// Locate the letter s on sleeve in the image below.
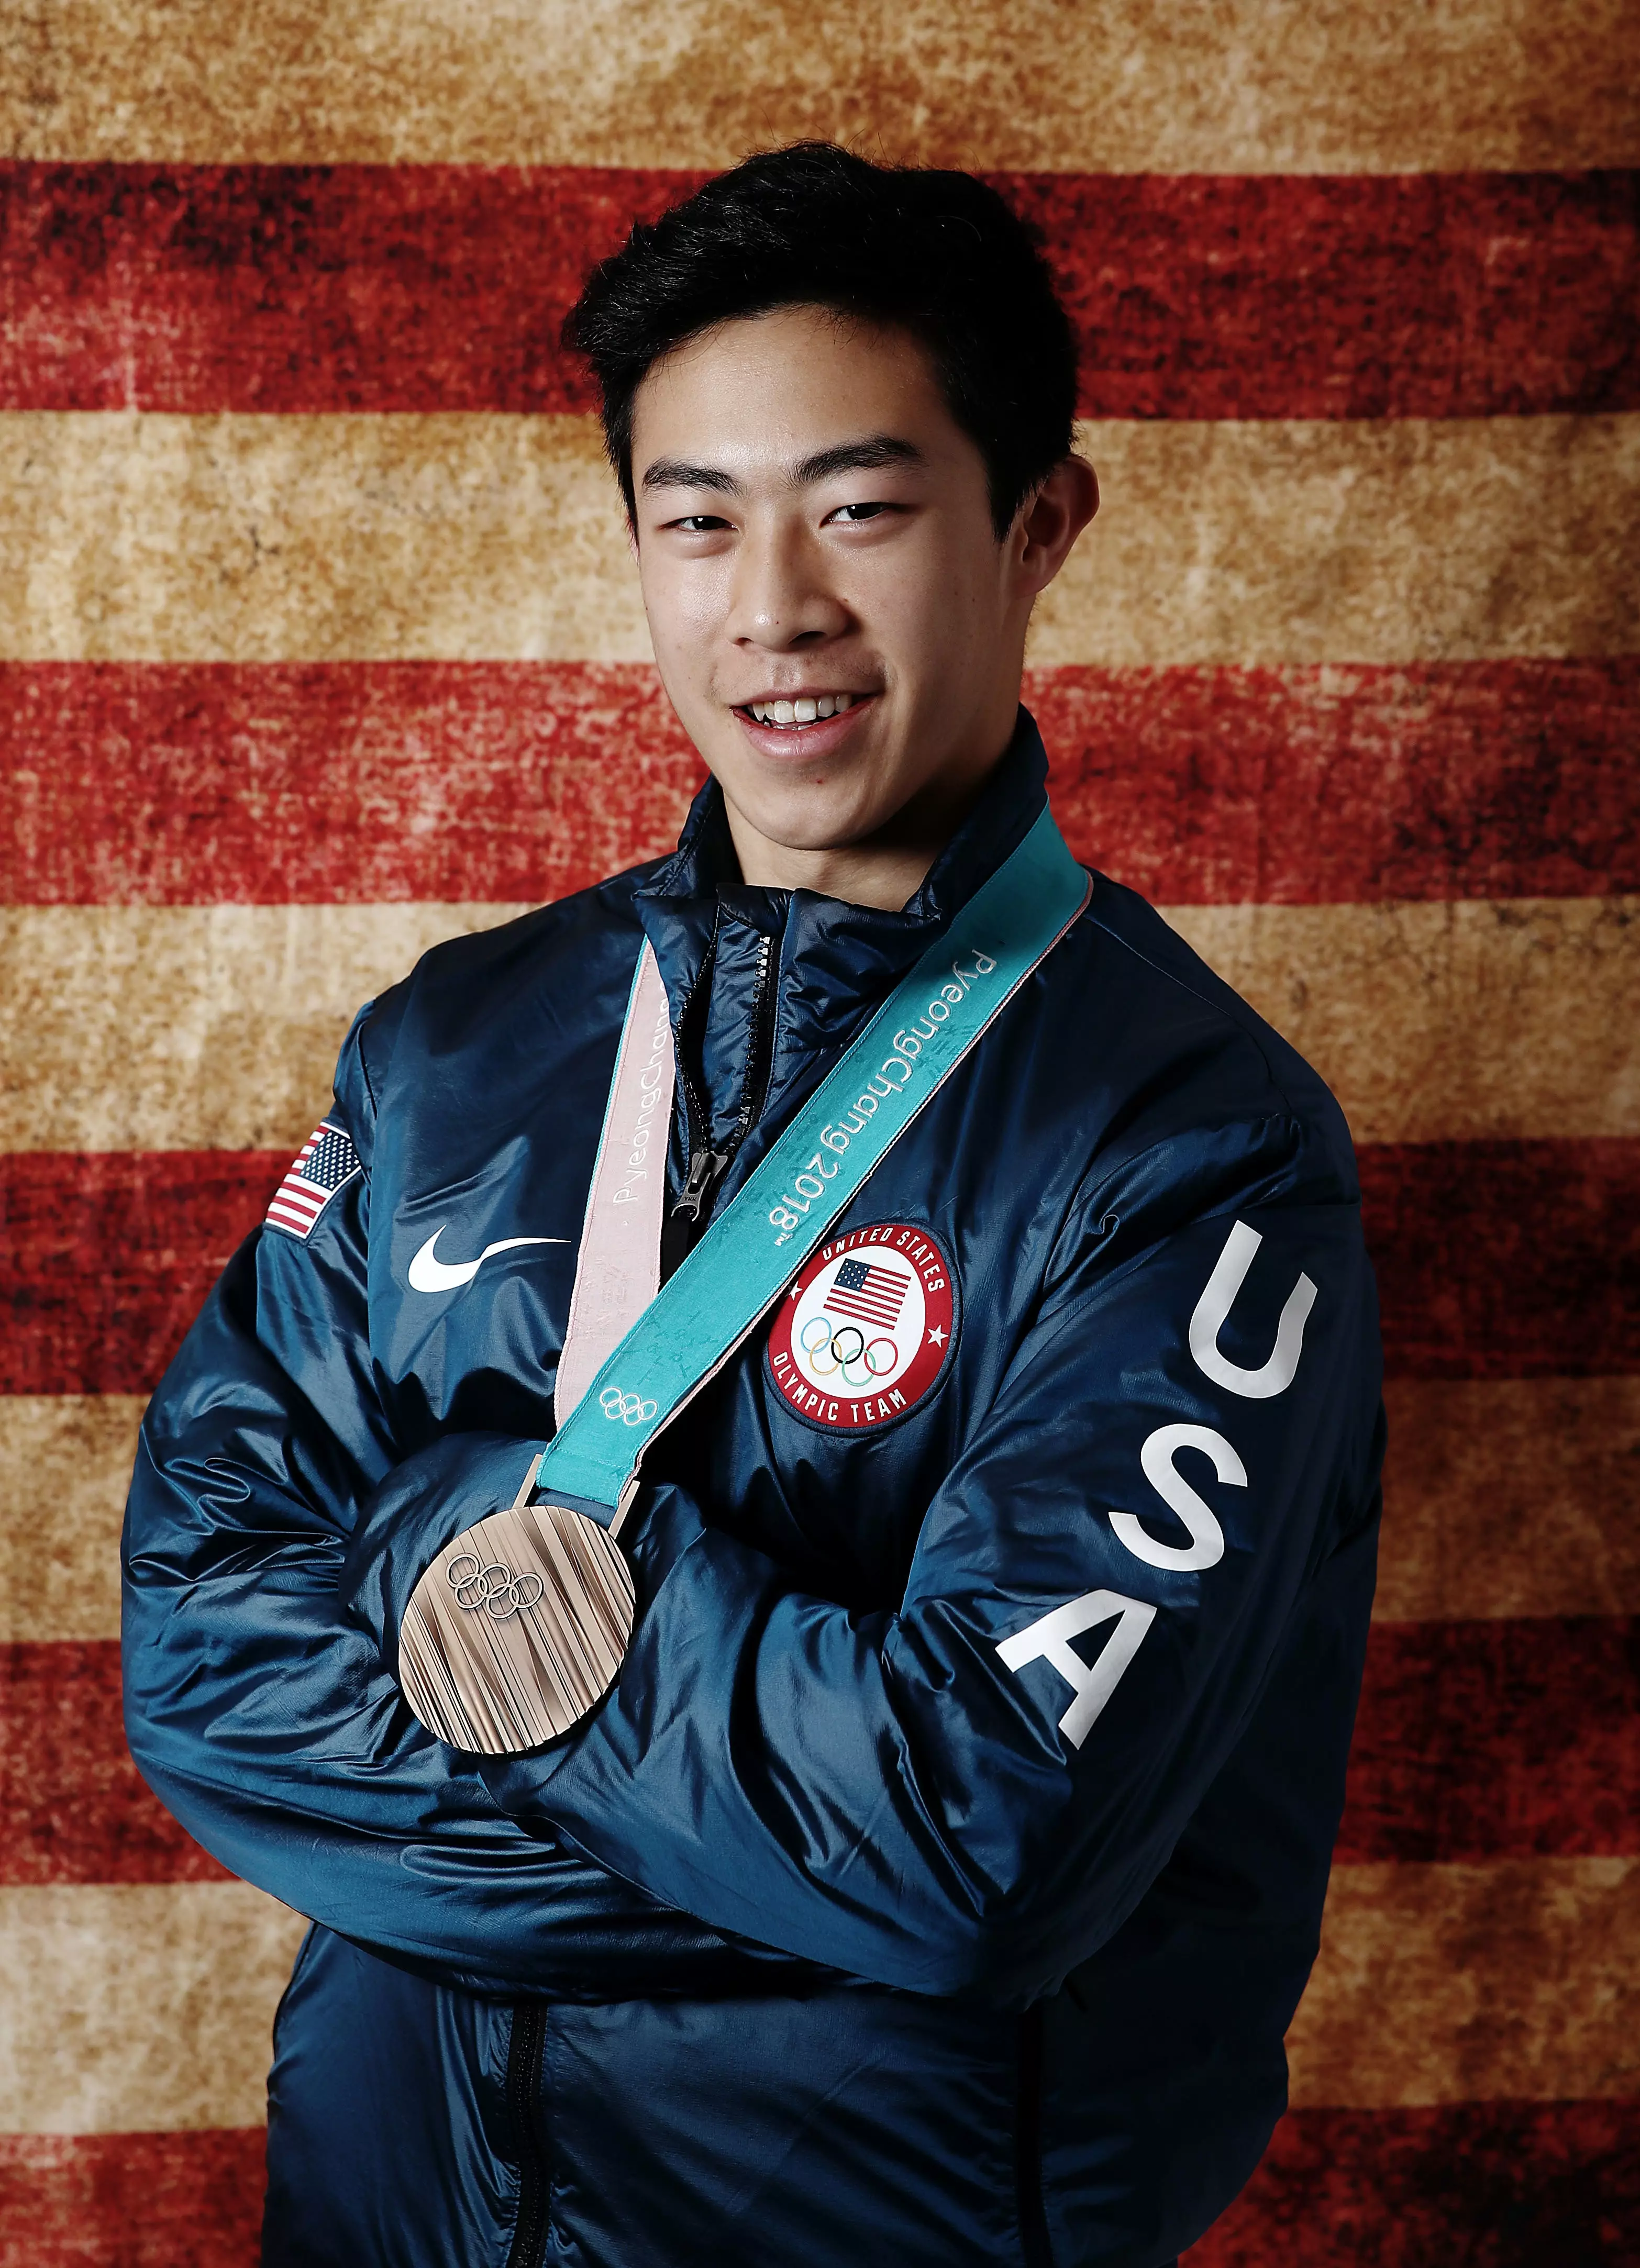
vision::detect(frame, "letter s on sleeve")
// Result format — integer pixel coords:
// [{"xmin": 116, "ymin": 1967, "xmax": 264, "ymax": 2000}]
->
[{"xmin": 1113, "ymin": 1424, "xmax": 1245, "ymax": 1571}]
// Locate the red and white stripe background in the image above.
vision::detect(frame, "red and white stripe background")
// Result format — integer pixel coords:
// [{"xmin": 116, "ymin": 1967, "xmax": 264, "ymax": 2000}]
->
[{"xmin": 1, "ymin": 3, "xmax": 1636, "ymax": 2259}]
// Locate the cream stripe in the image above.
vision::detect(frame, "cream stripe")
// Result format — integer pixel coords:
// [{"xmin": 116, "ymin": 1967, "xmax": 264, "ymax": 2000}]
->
[
  {"xmin": 2, "ymin": 897, "xmax": 1633, "ymax": 1155},
  {"xmin": 0, "ymin": 1397, "xmax": 142, "ymax": 1642},
  {"xmin": 0, "ymin": 1863, "xmax": 1630, "ymax": 2131},
  {"xmin": 5, "ymin": 0, "xmax": 1636, "ymax": 172},
  {"xmin": 1290, "ymin": 1858, "xmax": 1640, "ymax": 2107},
  {"xmin": 0, "ymin": 903, "xmax": 531, "ymax": 1154},
  {"xmin": 1162, "ymin": 896, "xmax": 1639, "ymax": 1147},
  {"xmin": 1041, "ymin": 417, "xmax": 1640, "ymax": 670},
  {"xmin": 2, "ymin": 414, "xmax": 640, "ymax": 666},
  {"xmin": 1376, "ymin": 1378, "xmax": 1640, "ymax": 1624},
  {"xmin": 4, "ymin": 414, "xmax": 1636, "ymax": 668},
  {"xmin": 9, "ymin": 1266, "xmax": 1631, "ymax": 1639},
  {"xmin": 0, "ymin": 1883, "xmax": 306, "ymax": 2133},
  {"xmin": 6, "ymin": 1380, "xmax": 1639, "ymax": 1644}
]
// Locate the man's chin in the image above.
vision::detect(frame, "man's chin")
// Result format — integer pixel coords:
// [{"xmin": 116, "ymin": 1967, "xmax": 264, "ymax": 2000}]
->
[{"xmin": 724, "ymin": 787, "xmax": 894, "ymax": 860}]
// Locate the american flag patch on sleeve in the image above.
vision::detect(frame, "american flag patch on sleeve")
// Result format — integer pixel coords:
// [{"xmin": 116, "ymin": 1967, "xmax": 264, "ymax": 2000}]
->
[{"xmin": 265, "ymin": 1121, "xmax": 362, "ymax": 1240}]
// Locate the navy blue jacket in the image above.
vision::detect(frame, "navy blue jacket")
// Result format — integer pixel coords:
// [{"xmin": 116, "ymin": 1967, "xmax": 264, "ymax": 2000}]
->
[{"xmin": 123, "ymin": 718, "xmax": 1382, "ymax": 2267}]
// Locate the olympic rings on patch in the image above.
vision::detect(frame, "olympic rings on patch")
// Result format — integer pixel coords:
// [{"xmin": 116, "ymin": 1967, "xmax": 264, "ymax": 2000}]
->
[
  {"xmin": 796, "ymin": 1318, "xmax": 903, "ymax": 1388},
  {"xmin": 446, "ymin": 1553, "xmax": 545, "ymax": 1620},
  {"xmin": 600, "ymin": 1385, "xmax": 658, "ymax": 1425}
]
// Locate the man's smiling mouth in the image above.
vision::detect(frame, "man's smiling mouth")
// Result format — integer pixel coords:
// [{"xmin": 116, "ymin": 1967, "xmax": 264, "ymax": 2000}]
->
[{"xmin": 740, "ymin": 692, "xmax": 862, "ymax": 730}]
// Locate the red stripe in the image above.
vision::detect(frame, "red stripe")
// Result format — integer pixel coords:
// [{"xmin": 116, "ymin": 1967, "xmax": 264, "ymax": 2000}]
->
[
  {"xmin": 0, "ymin": 662, "xmax": 705, "ymax": 907},
  {"xmin": 1185, "ymin": 2100, "xmax": 1640, "ymax": 2264},
  {"xmin": 2, "ymin": 1142, "xmax": 1634, "ymax": 1397},
  {"xmin": 2, "ymin": 163, "xmax": 1635, "ymax": 419},
  {"xmin": 0, "ymin": 1644, "xmax": 230, "ymax": 1885},
  {"xmin": 3, "ymin": 659, "xmax": 1634, "ymax": 907},
  {"xmin": 0, "ymin": 1150, "xmax": 284, "ymax": 1396},
  {"xmin": 9, "ymin": 1619, "xmax": 1631, "ymax": 1885},
  {"xmin": 2, "ymin": 2106, "xmax": 1632, "ymax": 2267},
  {"xmin": 1361, "ymin": 1140, "xmax": 1640, "ymax": 1381},
  {"xmin": 1015, "ymin": 169, "xmax": 1640, "ymax": 421},
  {"xmin": 1032, "ymin": 658, "xmax": 1640, "ymax": 906},
  {"xmin": 1336, "ymin": 1618, "xmax": 1640, "ymax": 1864},
  {"xmin": 0, "ymin": 2131, "xmax": 264, "ymax": 2267}
]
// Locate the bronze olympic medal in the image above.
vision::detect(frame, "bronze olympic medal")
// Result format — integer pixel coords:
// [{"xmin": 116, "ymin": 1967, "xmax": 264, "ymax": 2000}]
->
[{"xmin": 398, "ymin": 1499, "xmax": 635, "ymax": 1754}]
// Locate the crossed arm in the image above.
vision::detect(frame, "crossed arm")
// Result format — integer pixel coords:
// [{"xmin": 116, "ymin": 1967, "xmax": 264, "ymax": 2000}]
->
[{"xmin": 124, "ymin": 1046, "xmax": 1379, "ymax": 2005}]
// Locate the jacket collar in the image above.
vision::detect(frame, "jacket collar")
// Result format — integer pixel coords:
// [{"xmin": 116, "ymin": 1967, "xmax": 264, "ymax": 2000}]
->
[{"xmin": 633, "ymin": 707, "xmax": 1050, "ymax": 1064}]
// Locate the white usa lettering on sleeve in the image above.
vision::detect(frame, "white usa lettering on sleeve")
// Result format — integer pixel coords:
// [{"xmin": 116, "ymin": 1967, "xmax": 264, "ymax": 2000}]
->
[{"xmin": 997, "ymin": 1218, "xmax": 1316, "ymax": 1750}]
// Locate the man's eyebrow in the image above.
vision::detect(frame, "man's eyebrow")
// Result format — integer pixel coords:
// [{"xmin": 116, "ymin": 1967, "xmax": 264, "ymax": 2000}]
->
[
  {"xmin": 637, "ymin": 434, "xmax": 924, "ymax": 499},
  {"xmin": 791, "ymin": 435, "xmax": 924, "ymax": 486},
  {"xmin": 639, "ymin": 459, "xmax": 743, "ymax": 495}
]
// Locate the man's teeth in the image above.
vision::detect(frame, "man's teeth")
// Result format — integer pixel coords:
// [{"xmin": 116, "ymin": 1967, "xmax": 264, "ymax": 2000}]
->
[{"xmin": 747, "ymin": 693, "xmax": 856, "ymax": 727}]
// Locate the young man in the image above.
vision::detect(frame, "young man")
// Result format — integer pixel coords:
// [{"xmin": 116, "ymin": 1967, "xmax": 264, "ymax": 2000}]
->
[{"xmin": 124, "ymin": 145, "xmax": 1382, "ymax": 2267}]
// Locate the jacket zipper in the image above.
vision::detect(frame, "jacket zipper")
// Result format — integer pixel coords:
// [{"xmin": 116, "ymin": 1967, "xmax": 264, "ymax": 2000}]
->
[
  {"xmin": 504, "ymin": 1999, "xmax": 550, "ymax": 2268},
  {"xmin": 670, "ymin": 929, "xmax": 778, "ymax": 1236},
  {"xmin": 1015, "ymin": 2004, "xmax": 1054, "ymax": 2267},
  {"xmin": 672, "ymin": 1135, "xmax": 732, "ymax": 1227}
]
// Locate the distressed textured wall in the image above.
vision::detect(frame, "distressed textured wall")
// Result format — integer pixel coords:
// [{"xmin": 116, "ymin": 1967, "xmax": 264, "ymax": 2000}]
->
[{"xmin": 1, "ymin": 2, "xmax": 1637, "ymax": 2260}]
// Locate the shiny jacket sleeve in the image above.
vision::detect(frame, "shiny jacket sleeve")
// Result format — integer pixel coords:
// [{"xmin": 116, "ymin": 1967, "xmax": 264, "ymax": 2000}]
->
[
  {"xmin": 473, "ymin": 1116, "xmax": 1383, "ymax": 2002},
  {"xmin": 120, "ymin": 1009, "xmax": 795, "ymax": 2000}
]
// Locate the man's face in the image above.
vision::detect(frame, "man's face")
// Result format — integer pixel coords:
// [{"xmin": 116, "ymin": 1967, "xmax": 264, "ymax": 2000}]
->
[{"xmin": 627, "ymin": 305, "xmax": 1092, "ymax": 896}]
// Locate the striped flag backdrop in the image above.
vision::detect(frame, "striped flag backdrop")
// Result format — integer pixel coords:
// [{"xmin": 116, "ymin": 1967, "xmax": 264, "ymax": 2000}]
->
[{"xmin": 2, "ymin": 2, "xmax": 1637, "ymax": 2258}]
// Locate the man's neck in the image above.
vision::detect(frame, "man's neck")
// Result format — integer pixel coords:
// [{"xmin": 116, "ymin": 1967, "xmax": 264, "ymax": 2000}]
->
[{"xmin": 723, "ymin": 824, "xmax": 940, "ymax": 911}]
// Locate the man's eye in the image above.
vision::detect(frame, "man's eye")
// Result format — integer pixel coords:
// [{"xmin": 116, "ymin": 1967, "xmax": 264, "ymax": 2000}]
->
[
  {"xmin": 668, "ymin": 514, "xmax": 731, "ymax": 533},
  {"xmin": 826, "ymin": 502, "xmax": 891, "ymax": 525}
]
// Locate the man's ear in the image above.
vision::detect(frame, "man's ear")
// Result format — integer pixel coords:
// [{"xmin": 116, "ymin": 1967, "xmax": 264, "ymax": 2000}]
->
[{"xmin": 1015, "ymin": 455, "xmax": 1099, "ymax": 595}]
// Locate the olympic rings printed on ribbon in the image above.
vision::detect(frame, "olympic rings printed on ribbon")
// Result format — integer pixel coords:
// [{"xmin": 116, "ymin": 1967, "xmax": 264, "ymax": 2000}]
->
[
  {"xmin": 600, "ymin": 1386, "xmax": 658, "ymax": 1425},
  {"xmin": 797, "ymin": 1315, "xmax": 899, "ymax": 1387},
  {"xmin": 446, "ymin": 1553, "xmax": 545, "ymax": 1620}
]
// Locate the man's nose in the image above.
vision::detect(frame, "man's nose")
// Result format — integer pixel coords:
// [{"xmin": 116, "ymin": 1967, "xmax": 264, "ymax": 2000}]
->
[{"xmin": 728, "ymin": 522, "xmax": 850, "ymax": 649}]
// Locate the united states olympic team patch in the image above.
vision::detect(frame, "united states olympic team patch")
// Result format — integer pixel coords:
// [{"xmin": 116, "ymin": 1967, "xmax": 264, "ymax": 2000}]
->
[{"xmin": 767, "ymin": 1224, "xmax": 957, "ymax": 1431}]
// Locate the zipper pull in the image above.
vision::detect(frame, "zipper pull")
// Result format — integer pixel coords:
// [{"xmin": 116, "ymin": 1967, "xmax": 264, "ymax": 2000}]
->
[{"xmin": 672, "ymin": 1143, "xmax": 730, "ymax": 1225}]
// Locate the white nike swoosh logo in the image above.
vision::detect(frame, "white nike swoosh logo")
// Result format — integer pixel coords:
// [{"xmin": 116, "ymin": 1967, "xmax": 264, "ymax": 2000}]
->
[{"xmin": 407, "ymin": 1228, "xmax": 568, "ymax": 1294}]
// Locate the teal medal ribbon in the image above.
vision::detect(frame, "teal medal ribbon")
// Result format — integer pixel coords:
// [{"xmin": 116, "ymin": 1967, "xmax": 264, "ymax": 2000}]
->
[{"xmin": 397, "ymin": 807, "xmax": 1090, "ymax": 1754}]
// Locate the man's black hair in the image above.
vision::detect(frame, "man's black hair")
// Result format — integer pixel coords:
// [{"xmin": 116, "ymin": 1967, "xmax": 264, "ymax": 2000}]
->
[{"xmin": 564, "ymin": 142, "xmax": 1079, "ymax": 538}]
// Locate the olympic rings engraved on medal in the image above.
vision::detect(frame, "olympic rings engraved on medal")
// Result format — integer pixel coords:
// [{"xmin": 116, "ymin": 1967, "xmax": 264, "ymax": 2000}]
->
[
  {"xmin": 446, "ymin": 1552, "xmax": 546, "ymax": 1620},
  {"xmin": 796, "ymin": 1315, "xmax": 898, "ymax": 1387},
  {"xmin": 600, "ymin": 1385, "xmax": 658, "ymax": 1426}
]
